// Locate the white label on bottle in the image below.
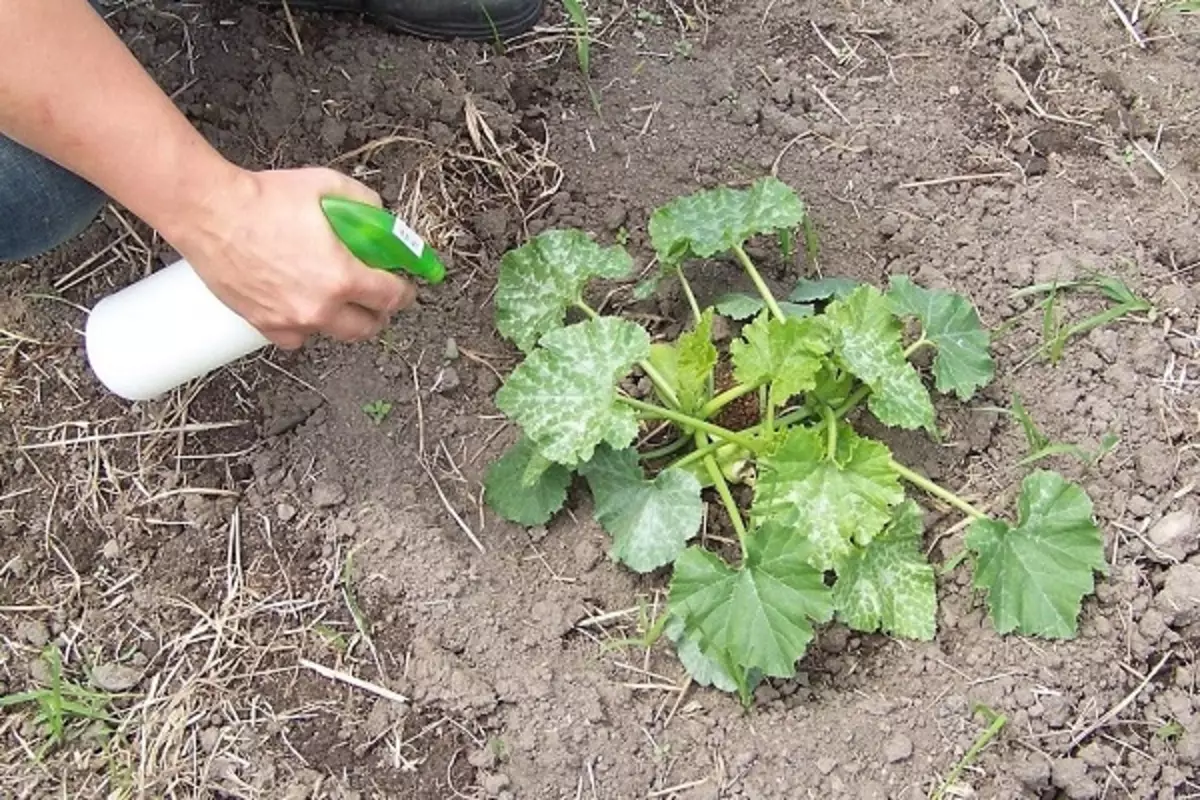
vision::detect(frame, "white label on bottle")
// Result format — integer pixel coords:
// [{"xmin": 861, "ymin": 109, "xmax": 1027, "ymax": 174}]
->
[{"xmin": 391, "ymin": 217, "xmax": 426, "ymax": 257}]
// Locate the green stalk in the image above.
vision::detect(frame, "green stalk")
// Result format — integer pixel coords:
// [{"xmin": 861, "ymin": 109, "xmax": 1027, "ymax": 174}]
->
[
  {"xmin": 905, "ymin": 337, "xmax": 932, "ymax": 358},
  {"xmin": 888, "ymin": 459, "xmax": 987, "ymax": 520},
  {"xmin": 823, "ymin": 406, "xmax": 838, "ymax": 460},
  {"xmin": 696, "ymin": 431, "xmax": 748, "ymax": 555},
  {"xmin": 675, "ymin": 263, "xmax": 702, "ymax": 326},
  {"xmin": 619, "ymin": 396, "xmax": 760, "ymax": 452},
  {"xmin": 699, "ymin": 381, "xmax": 761, "ymax": 419},
  {"xmin": 732, "ymin": 244, "xmax": 785, "ymax": 320},
  {"xmin": 668, "ymin": 406, "xmax": 812, "ymax": 472},
  {"xmin": 575, "ymin": 299, "xmax": 682, "ymax": 409},
  {"xmin": 639, "ymin": 436, "xmax": 691, "ymax": 462}
]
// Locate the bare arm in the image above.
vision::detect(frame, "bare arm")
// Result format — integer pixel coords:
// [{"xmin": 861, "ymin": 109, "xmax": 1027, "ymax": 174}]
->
[{"xmin": 0, "ymin": 0, "xmax": 414, "ymax": 347}]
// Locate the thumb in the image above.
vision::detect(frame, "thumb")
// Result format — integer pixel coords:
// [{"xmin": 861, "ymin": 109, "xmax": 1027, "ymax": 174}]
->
[{"xmin": 316, "ymin": 168, "xmax": 382, "ymax": 208}]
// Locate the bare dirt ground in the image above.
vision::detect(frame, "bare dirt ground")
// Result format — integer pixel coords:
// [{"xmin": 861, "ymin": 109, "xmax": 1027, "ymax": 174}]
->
[{"xmin": 3, "ymin": 0, "xmax": 1200, "ymax": 797}]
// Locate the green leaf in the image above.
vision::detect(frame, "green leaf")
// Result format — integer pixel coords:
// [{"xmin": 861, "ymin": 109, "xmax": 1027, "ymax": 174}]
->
[
  {"xmin": 965, "ymin": 470, "xmax": 1106, "ymax": 638},
  {"xmin": 495, "ymin": 317, "xmax": 649, "ymax": 467},
  {"xmin": 753, "ymin": 426, "xmax": 905, "ymax": 571},
  {"xmin": 715, "ymin": 293, "xmax": 765, "ymax": 320},
  {"xmin": 887, "ymin": 276, "xmax": 995, "ymax": 400},
  {"xmin": 495, "ymin": 230, "xmax": 634, "ymax": 353},
  {"xmin": 832, "ymin": 501, "xmax": 936, "ymax": 640},
  {"xmin": 729, "ymin": 312, "xmax": 831, "ymax": 408},
  {"xmin": 483, "ymin": 436, "xmax": 572, "ymax": 526},
  {"xmin": 647, "ymin": 311, "xmax": 716, "ymax": 413},
  {"xmin": 669, "ymin": 521, "xmax": 833, "ymax": 679},
  {"xmin": 579, "ymin": 446, "xmax": 703, "ymax": 572},
  {"xmin": 664, "ymin": 615, "xmax": 739, "ymax": 693},
  {"xmin": 649, "ymin": 177, "xmax": 805, "ymax": 264},
  {"xmin": 825, "ymin": 285, "xmax": 935, "ymax": 430},
  {"xmin": 789, "ymin": 277, "xmax": 859, "ymax": 303}
]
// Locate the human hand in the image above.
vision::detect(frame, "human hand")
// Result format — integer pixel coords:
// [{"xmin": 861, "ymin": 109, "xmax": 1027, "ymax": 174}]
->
[{"xmin": 170, "ymin": 166, "xmax": 416, "ymax": 349}]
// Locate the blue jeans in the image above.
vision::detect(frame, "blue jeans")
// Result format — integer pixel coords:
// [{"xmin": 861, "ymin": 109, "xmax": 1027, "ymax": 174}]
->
[
  {"xmin": 2, "ymin": 0, "xmax": 107, "ymax": 263},
  {"xmin": 0, "ymin": 136, "xmax": 107, "ymax": 262}
]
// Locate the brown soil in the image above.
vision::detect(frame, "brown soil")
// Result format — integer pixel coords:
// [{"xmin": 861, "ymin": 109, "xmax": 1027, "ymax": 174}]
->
[{"xmin": 3, "ymin": 0, "xmax": 1200, "ymax": 798}]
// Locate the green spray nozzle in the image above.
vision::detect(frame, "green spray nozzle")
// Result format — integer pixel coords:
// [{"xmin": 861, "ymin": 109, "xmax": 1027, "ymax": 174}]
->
[{"xmin": 320, "ymin": 196, "xmax": 446, "ymax": 284}]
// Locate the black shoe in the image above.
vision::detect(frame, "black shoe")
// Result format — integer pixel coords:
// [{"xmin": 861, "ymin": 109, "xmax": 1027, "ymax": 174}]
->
[{"xmin": 283, "ymin": 0, "xmax": 545, "ymax": 41}]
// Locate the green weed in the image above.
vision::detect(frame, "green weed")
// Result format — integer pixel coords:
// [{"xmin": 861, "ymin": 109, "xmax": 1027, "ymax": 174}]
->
[{"xmin": 363, "ymin": 399, "xmax": 393, "ymax": 424}]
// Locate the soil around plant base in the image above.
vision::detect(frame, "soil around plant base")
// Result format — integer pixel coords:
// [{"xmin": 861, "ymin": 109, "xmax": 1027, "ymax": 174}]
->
[{"xmin": 2, "ymin": 0, "xmax": 1199, "ymax": 798}]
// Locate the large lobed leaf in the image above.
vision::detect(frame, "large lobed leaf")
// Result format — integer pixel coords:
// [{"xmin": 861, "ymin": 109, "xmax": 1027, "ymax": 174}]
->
[
  {"xmin": 832, "ymin": 500, "xmax": 936, "ymax": 640},
  {"xmin": 495, "ymin": 230, "xmax": 634, "ymax": 353},
  {"xmin": 664, "ymin": 615, "xmax": 740, "ymax": 694},
  {"xmin": 483, "ymin": 436, "xmax": 573, "ymax": 526},
  {"xmin": 495, "ymin": 317, "xmax": 649, "ymax": 467},
  {"xmin": 966, "ymin": 471, "xmax": 1106, "ymax": 639},
  {"xmin": 580, "ymin": 446, "xmax": 703, "ymax": 572},
  {"xmin": 729, "ymin": 312, "xmax": 831, "ymax": 408},
  {"xmin": 825, "ymin": 285, "xmax": 935, "ymax": 430},
  {"xmin": 646, "ymin": 310, "xmax": 717, "ymax": 414},
  {"xmin": 669, "ymin": 521, "xmax": 833, "ymax": 681},
  {"xmin": 888, "ymin": 276, "xmax": 995, "ymax": 401},
  {"xmin": 649, "ymin": 177, "xmax": 805, "ymax": 264},
  {"xmin": 753, "ymin": 426, "xmax": 905, "ymax": 571}
]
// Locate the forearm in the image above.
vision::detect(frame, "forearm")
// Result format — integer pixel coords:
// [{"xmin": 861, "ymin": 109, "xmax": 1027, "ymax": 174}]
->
[{"xmin": 0, "ymin": 0, "xmax": 245, "ymax": 246}]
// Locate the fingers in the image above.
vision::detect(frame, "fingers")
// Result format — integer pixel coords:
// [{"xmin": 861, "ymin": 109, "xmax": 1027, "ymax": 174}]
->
[
  {"xmin": 319, "ymin": 168, "xmax": 382, "ymax": 209},
  {"xmin": 318, "ymin": 303, "xmax": 387, "ymax": 343},
  {"xmin": 342, "ymin": 267, "xmax": 417, "ymax": 314}
]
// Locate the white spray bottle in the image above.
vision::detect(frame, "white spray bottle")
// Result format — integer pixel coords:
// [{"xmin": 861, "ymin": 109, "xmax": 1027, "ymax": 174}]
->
[{"xmin": 84, "ymin": 197, "xmax": 445, "ymax": 401}]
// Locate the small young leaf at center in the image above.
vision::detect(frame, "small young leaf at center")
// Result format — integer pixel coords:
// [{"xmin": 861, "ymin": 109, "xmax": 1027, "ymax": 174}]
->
[
  {"xmin": 965, "ymin": 470, "xmax": 1106, "ymax": 639},
  {"xmin": 495, "ymin": 317, "xmax": 649, "ymax": 467},
  {"xmin": 669, "ymin": 521, "xmax": 834, "ymax": 679},
  {"xmin": 646, "ymin": 310, "xmax": 717, "ymax": 414},
  {"xmin": 483, "ymin": 436, "xmax": 573, "ymax": 526},
  {"xmin": 832, "ymin": 500, "xmax": 937, "ymax": 640},
  {"xmin": 580, "ymin": 446, "xmax": 704, "ymax": 573},
  {"xmin": 729, "ymin": 312, "xmax": 831, "ymax": 408},
  {"xmin": 753, "ymin": 426, "xmax": 905, "ymax": 571}
]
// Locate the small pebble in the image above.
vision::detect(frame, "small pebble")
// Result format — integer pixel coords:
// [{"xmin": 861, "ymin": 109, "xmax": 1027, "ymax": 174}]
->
[
  {"xmin": 311, "ymin": 481, "xmax": 347, "ymax": 509},
  {"xmin": 276, "ymin": 503, "xmax": 297, "ymax": 522},
  {"xmin": 102, "ymin": 539, "xmax": 121, "ymax": 560},
  {"xmin": 883, "ymin": 734, "xmax": 913, "ymax": 763},
  {"xmin": 16, "ymin": 620, "xmax": 50, "ymax": 648},
  {"xmin": 817, "ymin": 756, "xmax": 838, "ymax": 775},
  {"xmin": 435, "ymin": 366, "xmax": 461, "ymax": 393},
  {"xmin": 92, "ymin": 662, "xmax": 142, "ymax": 692},
  {"xmin": 444, "ymin": 337, "xmax": 459, "ymax": 361},
  {"xmin": 481, "ymin": 773, "xmax": 510, "ymax": 796}
]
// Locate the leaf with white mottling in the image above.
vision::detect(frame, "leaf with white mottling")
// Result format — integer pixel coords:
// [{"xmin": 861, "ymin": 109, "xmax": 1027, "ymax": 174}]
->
[
  {"xmin": 825, "ymin": 285, "xmax": 935, "ymax": 430},
  {"xmin": 966, "ymin": 471, "xmax": 1106, "ymax": 639},
  {"xmin": 483, "ymin": 436, "xmax": 572, "ymax": 526},
  {"xmin": 495, "ymin": 230, "xmax": 633, "ymax": 353},
  {"xmin": 495, "ymin": 317, "xmax": 649, "ymax": 466},
  {"xmin": 753, "ymin": 426, "xmax": 905, "ymax": 571},
  {"xmin": 888, "ymin": 276, "xmax": 995, "ymax": 400},
  {"xmin": 649, "ymin": 177, "xmax": 806, "ymax": 263},
  {"xmin": 833, "ymin": 501, "xmax": 936, "ymax": 640},
  {"xmin": 580, "ymin": 446, "xmax": 703, "ymax": 572}
]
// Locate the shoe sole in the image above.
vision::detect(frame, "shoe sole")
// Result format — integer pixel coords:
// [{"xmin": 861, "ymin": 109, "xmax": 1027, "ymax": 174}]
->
[{"xmin": 368, "ymin": 0, "xmax": 545, "ymax": 41}]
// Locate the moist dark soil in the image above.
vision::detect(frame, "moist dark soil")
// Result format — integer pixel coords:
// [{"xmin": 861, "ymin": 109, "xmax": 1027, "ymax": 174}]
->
[{"xmin": 3, "ymin": 1, "xmax": 1200, "ymax": 798}]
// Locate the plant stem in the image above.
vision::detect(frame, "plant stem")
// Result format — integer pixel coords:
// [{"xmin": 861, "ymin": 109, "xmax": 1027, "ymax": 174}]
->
[
  {"xmin": 888, "ymin": 459, "xmax": 987, "ymax": 520},
  {"xmin": 576, "ymin": 299, "xmax": 682, "ymax": 409},
  {"xmin": 832, "ymin": 385, "xmax": 871, "ymax": 418},
  {"xmin": 696, "ymin": 431, "xmax": 748, "ymax": 555},
  {"xmin": 700, "ymin": 382, "xmax": 761, "ymax": 419},
  {"xmin": 823, "ymin": 406, "xmax": 838, "ymax": 460},
  {"xmin": 905, "ymin": 337, "xmax": 932, "ymax": 358},
  {"xmin": 639, "ymin": 436, "xmax": 691, "ymax": 462},
  {"xmin": 732, "ymin": 244, "xmax": 785, "ymax": 321},
  {"xmin": 619, "ymin": 396, "xmax": 759, "ymax": 452},
  {"xmin": 675, "ymin": 263, "xmax": 702, "ymax": 326},
  {"xmin": 931, "ymin": 707, "xmax": 1007, "ymax": 800}
]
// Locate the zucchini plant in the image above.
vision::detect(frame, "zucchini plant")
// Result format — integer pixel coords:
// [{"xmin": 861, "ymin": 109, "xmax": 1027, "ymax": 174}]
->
[{"xmin": 482, "ymin": 178, "xmax": 1106, "ymax": 702}]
